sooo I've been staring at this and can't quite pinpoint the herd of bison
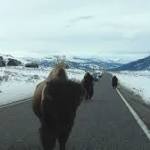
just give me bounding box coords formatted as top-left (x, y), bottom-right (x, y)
top-left (32, 66), bottom-right (118, 150)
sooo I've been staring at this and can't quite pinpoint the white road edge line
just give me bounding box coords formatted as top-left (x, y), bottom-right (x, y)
top-left (116, 88), bottom-right (150, 141)
top-left (0, 98), bottom-right (32, 109)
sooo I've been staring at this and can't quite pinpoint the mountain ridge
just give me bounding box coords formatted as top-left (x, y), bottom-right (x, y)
top-left (1, 53), bottom-right (150, 71)
top-left (112, 55), bottom-right (150, 71)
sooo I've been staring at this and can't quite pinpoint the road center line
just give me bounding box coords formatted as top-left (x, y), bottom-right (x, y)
top-left (117, 89), bottom-right (150, 141)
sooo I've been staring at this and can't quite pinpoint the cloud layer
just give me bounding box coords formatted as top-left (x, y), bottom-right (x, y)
top-left (0, 0), bottom-right (150, 57)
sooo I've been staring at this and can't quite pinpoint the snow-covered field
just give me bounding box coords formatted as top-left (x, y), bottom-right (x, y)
top-left (111, 71), bottom-right (150, 105)
top-left (1, 66), bottom-right (149, 106)
top-left (0, 67), bottom-right (85, 106)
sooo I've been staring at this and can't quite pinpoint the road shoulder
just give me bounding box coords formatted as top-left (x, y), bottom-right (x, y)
top-left (118, 84), bottom-right (150, 129)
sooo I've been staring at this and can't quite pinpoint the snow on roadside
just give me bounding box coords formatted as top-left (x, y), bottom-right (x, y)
top-left (0, 81), bottom-right (38, 105)
top-left (67, 69), bottom-right (85, 81)
top-left (0, 67), bottom-right (85, 106)
top-left (111, 71), bottom-right (150, 105)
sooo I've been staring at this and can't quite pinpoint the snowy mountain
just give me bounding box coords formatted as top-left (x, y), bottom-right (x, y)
top-left (112, 55), bottom-right (150, 71)
top-left (3, 53), bottom-right (150, 71)
top-left (0, 54), bottom-right (123, 70)
top-left (21, 56), bottom-right (122, 70)
top-left (65, 57), bottom-right (122, 70)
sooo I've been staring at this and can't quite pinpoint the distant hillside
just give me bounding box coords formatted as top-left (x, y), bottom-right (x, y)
top-left (112, 55), bottom-right (150, 71)
top-left (31, 56), bottom-right (122, 70)
top-left (0, 54), bottom-right (22, 67)
top-left (65, 57), bottom-right (122, 70)
top-left (0, 54), bottom-right (123, 70)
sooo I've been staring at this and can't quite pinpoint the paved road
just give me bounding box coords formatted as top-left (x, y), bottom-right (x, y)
top-left (0, 73), bottom-right (150, 150)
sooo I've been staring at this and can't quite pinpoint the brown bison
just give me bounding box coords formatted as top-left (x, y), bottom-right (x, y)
top-left (32, 66), bottom-right (85, 150)
top-left (112, 75), bottom-right (118, 89)
top-left (81, 72), bottom-right (94, 100)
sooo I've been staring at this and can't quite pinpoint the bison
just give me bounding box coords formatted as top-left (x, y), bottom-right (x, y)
top-left (112, 75), bottom-right (118, 89)
top-left (81, 72), bottom-right (94, 100)
top-left (32, 66), bottom-right (85, 150)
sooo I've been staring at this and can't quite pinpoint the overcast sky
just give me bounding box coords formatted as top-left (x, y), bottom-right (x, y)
top-left (0, 0), bottom-right (150, 57)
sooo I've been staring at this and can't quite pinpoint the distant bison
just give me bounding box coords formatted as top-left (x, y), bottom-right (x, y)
top-left (82, 72), bottom-right (94, 100)
top-left (32, 66), bottom-right (85, 150)
top-left (112, 75), bottom-right (118, 89)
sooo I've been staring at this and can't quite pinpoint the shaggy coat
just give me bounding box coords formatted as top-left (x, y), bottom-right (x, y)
top-left (32, 67), bottom-right (84, 150)
top-left (112, 76), bottom-right (118, 89)
top-left (82, 72), bottom-right (94, 100)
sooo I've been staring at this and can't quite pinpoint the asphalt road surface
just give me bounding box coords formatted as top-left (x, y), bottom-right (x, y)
top-left (0, 73), bottom-right (150, 150)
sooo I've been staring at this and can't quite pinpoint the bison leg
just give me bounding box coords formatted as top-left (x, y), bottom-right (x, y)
top-left (58, 132), bottom-right (69, 150)
top-left (85, 92), bottom-right (89, 100)
top-left (58, 135), bottom-right (68, 150)
top-left (59, 141), bottom-right (65, 150)
top-left (89, 86), bottom-right (94, 99)
top-left (39, 127), bottom-right (56, 150)
top-left (85, 88), bottom-right (90, 100)
top-left (58, 123), bottom-right (73, 150)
